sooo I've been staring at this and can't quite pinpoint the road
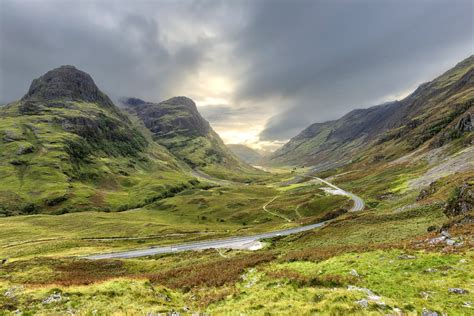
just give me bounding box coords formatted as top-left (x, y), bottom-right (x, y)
top-left (85, 175), bottom-right (363, 260)
top-left (303, 175), bottom-right (365, 212)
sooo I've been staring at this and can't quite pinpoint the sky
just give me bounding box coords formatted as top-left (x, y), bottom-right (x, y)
top-left (1, 0), bottom-right (472, 151)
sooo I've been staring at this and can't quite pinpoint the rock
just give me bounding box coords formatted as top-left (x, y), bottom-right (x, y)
top-left (424, 268), bottom-right (437, 273)
top-left (348, 285), bottom-right (380, 300)
top-left (22, 65), bottom-right (115, 109)
top-left (1, 258), bottom-right (7, 265)
top-left (445, 239), bottom-right (456, 246)
top-left (449, 288), bottom-right (468, 294)
top-left (459, 259), bottom-right (467, 264)
top-left (16, 144), bottom-right (34, 155)
top-left (182, 306), bottom-right (190, 312)
top-left (356, 299), bottom-right (369, 308)
top-left (456, 113), bottom-right (472, 132)
top-left (462, 301), bottom-right (473, 308)
top-left (42, 292), bottom-right (63, 304)
top-left (444, 183), bottom-right (474, 217)
top-left (440, 231), bottom-right (451, 238)
top-left (420, 291), bottom-right (431, 299)
top-left (417, 182), bottom-right (438, 201)
top-left (421, 308), bottom-right (439, 316)
top-left (4, 290), bottom-right (15, 298)
top-left (428, 236), bottom-right (446, 244)
top-left (349, 269), bottom-right (360, 277)
top-left (398, 254), bottom-right (416, 260)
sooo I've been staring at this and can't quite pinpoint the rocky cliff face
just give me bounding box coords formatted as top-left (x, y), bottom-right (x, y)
top-left (122, 96), bottom-right (262, 181)
top-left (122, 96), bottom-right (210, 138)
top-left (22, 65), bottom-right (115, 108)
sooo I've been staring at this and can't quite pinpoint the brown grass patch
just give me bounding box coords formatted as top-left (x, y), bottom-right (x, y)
top-left (267, 269), bottom-right (358, 287)
top-left (147, 252), bottom-right (275, 291)
top-left (52, 259), bottom-right (128, 286)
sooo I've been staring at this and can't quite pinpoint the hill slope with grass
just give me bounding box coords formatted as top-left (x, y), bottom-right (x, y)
top-left (0, 66), bottom-right (195, 215)
top-left (122, 97), bottom-right (265, 182)
top-left (268, 55), bottom-right (473, 170)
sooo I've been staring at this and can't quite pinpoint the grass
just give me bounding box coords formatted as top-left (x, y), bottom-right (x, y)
top-left (0, 99), bottom-right (198, 215)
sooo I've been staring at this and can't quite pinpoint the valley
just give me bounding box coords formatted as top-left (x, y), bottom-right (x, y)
top-left (0, 56), bottom-right (472, 315)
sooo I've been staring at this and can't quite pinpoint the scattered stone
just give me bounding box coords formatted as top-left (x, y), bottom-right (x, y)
top-left (356, 299), bottom-right (369, 308)
top-left (446, 239), bottom-right (456, 246)
top-left (42, 292), bottom-right (63, 304)
top-left (440, 231), bottom-right (452, 238)
top-left (462, 301), bottom-right (473, 308)
top-left (460, 259), bottom-right (467, 264)
top-left (1, 258), bottom-right (7, 265)
top-left (182, 306), bottom-right (190, 312)
top-left (449, 288), bottom-right (468, 294)
top-left (417, 182), bottom-right (438, 201)
top-left (4, 290), bottom-right (15, 299)
top-left (398, 254), bottom-right (416, 260)
top-left (16, 144), bottom-right (34, 155)
top-left (428, 236), bottom-right (446, 244)
top-left (420, 291), bottom-right (431, 299)
top-left (424, 268), bottom-right (437, 273)
top-left (349, 269), bottom-right (360, 277)
top-left (348, 285), bottom-right (376, 296)
top-left (421, 308), bottom-right (439, 316)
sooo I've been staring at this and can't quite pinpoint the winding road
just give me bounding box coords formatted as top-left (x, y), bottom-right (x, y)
top-left (85, 175), bottom-right (363, 260)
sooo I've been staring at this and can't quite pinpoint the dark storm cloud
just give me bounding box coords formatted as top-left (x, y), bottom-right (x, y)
top-left (0, 0), bottom-right (212, 103)
top-left (231, 0), bottom-right (473, 140)
top-left (1, 0), bottom-right (472, 144)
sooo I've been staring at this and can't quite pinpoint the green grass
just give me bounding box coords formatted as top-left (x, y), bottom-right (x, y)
top-left (0, 99), bottom-right (198, 215)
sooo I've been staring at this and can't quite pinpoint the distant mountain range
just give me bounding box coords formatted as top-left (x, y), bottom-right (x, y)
top-left (267, 55), bottom-right (473, 170)
top-left (226, 144), bottom-right (265, 165)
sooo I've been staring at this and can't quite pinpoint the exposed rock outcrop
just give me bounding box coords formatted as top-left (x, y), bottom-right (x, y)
top-left (456, 113), bottom-right (472, 132)
top-left (444, 182), bottom-right (474, 217)
top-left (22, 65), bottom-right (115, 108)
top-left (122, 96), bottom-right (210, 138)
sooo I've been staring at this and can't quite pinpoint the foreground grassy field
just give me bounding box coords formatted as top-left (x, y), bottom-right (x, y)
top-left (0, 163), bottom-right (472, 315)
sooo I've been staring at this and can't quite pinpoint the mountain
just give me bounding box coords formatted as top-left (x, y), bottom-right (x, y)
top-left (227, 144), bottom-right (263, 165)
top-left (0, 66), bottom-right (194, 215)
top-left (268, 55), bottom-right (474, 170)
top-left (122, 97), bottom-right (264, 181)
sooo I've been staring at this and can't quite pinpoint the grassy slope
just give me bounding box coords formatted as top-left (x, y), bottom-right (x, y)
top-left (0, 99), bottom-right (194, 215)
top-left (0, 154), bottom-right (472, 314)
top-left (268, 55), bottom-right (473, 169)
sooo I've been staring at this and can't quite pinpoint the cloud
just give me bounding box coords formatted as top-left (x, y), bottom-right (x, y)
top-left (0, 0), bottom-right (216, 103)
top-left (1, 0), bottom-right (472, 146)
top-left (229, 0), bottom-right (473, 140)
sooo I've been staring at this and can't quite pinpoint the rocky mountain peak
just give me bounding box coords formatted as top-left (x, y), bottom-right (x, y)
top-left (162, 96), bottom-right (198, 110)
top-left (22, 65), bottom-right (114, 107)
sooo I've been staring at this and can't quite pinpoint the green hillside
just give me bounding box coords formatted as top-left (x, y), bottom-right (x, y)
top-left (0, 66), bottom-right (194, 215)
top-left (268, 55), bottom-right (473, 170)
